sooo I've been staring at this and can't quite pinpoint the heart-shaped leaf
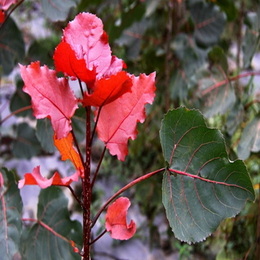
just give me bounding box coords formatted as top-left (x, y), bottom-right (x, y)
top-left (160, 107), bottom-right (255, 243)
top-left (0, 168), bottom-right (23, 260)
top-left (23, 186), bottom-right (82, 259)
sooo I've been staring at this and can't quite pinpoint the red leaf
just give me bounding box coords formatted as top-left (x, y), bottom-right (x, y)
top-left (0, 10), bottom-right (5, 23)
top-left (105, 197), bottom-right (136, 240)
top-left (0, 0), bottom-right (18, 10)
top-left (70, 240), bottom-right (79, 254)
top-left (18, 166), bottom-right (80, 189)
top-left (81, 71), bottom-right (132, 107)
top-left (61, 12), bottom-right (112, 82)
top-left (20, 61), bottom-right (78, 139)
top-left (103, 55), bottom-right (127, 78)
top-left (95, 72), bottom-right (156, 161)
top-left (54, 42), bottom-right (96, 85)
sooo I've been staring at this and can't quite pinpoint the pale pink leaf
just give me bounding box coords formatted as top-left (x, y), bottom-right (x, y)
top-left (20, 61), bottom-right (78, 139)
top-left (62, 12), bottom-right (112, 81)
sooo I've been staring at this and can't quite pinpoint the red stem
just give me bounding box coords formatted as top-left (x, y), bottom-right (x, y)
top-left (0, 105), bottom-right (32, 125)
top-left (83, 105), bottom-right (92, 259)
top-left (89, 229), bottom-right (107, 245)
top-left (91, 146), bottom-right (106, 189)
top-left (91, 167), bottom-right (165, 228)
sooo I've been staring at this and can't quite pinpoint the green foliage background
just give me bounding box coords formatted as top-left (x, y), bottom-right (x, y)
top-left (1, 0), bottom-right (260, 259)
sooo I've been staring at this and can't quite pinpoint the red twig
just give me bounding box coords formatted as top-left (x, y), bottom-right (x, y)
top-left (0, 105), bottom-right (32, 125)
top-left (91, 168), bottom-right (165, 228)
top-left (91, 146), bottom-right (106, 189)
top-left (89, 229), bottom-right (107, 245)
top-left (202, 71), bottom-right (260, 96)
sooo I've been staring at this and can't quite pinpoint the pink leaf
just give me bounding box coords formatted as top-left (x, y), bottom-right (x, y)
top-left (95, 72), bottom-right (156, 161)
top-left (20, 61), bottom-right (78, 139)
top-left (81, 71), bottom-right (132, 107)
top-left (105, 197), bottom-right (136, 240)
top-left (18, 166), bottom-right (80, 189)
top-left (0, 0), bottom-right (17, 10)
top-left (61, 12), bottom-right (112, 81)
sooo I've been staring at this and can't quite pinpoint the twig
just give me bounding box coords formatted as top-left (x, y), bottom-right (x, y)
top-left (91, 168), bottom-right (165, 228)
top-left (202, 71), bottom-right (260, 96)
top-left (0, 0), bottom-right (24, 30)
top-left (0, 105), bottom-right (32, 125)
top-left (67, 185), bottom-right (86, 212)
top-left (89, 229), bottom-right (107, 245)
top-left (91, 146), bottom-right (106, 189)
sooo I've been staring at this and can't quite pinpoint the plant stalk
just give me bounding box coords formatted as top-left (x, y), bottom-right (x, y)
top-left (83, 105), bottom-right (92, 259)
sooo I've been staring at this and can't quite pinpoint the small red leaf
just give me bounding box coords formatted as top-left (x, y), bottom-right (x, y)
top-left (105, 197), bottom-right (136, 240)
top-left (62, 12), bottom-right (112, 81)
top-left (20, 61), bottom-right (78, 139)
top-left (54, 42), bottom-right (96, 85)
top-left (70, 240), bottom-right (79, 254)
top-left (81, 71), bottom-right (132, 107)
top-left (18, 166), bottom-right (80, 189)
top-left (96, 72), bottom-right (156, 161)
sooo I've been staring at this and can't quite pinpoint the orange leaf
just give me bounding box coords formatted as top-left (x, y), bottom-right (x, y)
top-left (54, 132), bottom-right (84, 173)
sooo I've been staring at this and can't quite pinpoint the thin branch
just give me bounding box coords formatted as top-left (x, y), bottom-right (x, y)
top-left (91, 168), bottom-right (165, 228)
top-left (89, 229), bottom-right (107, 245)
top-left (0, 0), bottom-right (24, 30)
top-left (67, 185), bottom-right (86, 212)
top-left (0, 105), bottom-right (32, 125)
top-left (91, 146), bottom-right (106, 189)
top-left (77, 77), bottom-right (85, 98)
top-left (165, 0), bottom-right (173, 111)
top-left (90, 106), bottom-right (102, 147)
top-left (244, 99), bottom-right (260, 110)
top-left (202, 71), bottom-right (260, 96)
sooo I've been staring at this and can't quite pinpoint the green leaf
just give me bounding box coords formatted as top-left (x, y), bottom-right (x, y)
top-left (242, 6), bottom-right (260, 68)
top-left (195, 49), bottom-right (235, 117)
top-left (27, 37), bottom-right (60, 67)
top-left (237, 114), bottom-right (260, 160)
top-left (108, 2), bottom-right (146, 42)
top-left (213, 0), bottom-right (237, 21)
top-left (36, 118), bottom-right (55, 154)
top-left (226, 100), bottom-right (244, 136)
top-left (0, 168), bottom-right (23, 260)
top-left (23, 186), bottom-right (82, 260)
top-left (40, 0), bottom-right (80, 22)
top-left (190, 2), bottom-right (226, 47)
top-left (10, 77), bottom-right (33, 118)
top-left (160, 107), bottom-right (255, 243)
top-left (0, 17), bottom-right (25, 75)
top-left (13, 122), bottom-right (41, 159)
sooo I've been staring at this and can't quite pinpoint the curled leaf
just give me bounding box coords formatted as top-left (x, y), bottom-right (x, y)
top-left (0, 0), bottom-right (18, 10)
top-left (105, 197), bottom-right (136, 240)
top-left (18, 166), bottom-right (80, 189)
